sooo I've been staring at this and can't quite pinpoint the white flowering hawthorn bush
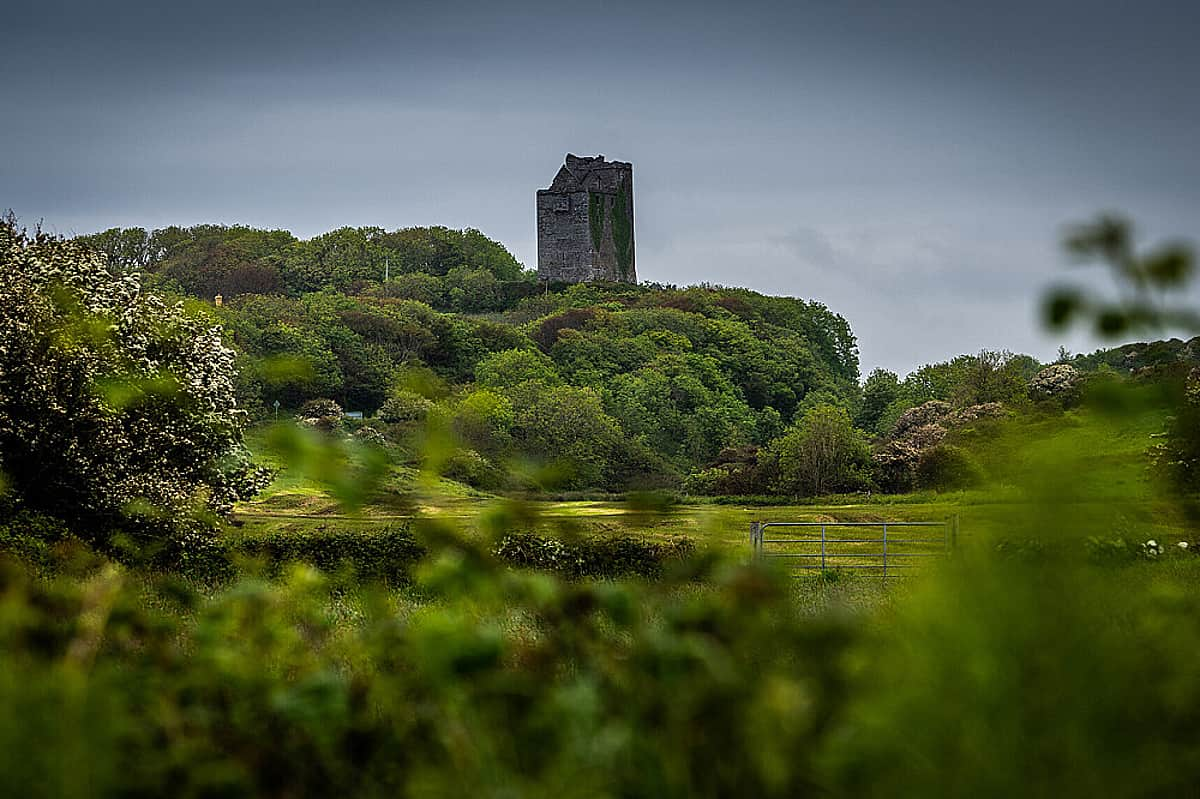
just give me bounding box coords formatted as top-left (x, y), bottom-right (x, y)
top-left (0, 218), bottom-right (268, 558)
top-left (1029, 363), bottom-right (1083, 406)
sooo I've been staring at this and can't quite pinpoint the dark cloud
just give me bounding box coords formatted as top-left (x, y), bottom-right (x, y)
top-left (3, 0), bottom-right (1199, 374)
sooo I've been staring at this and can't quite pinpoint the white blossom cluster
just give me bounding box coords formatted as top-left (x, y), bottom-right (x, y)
top-left (1029, 364), bottom-right (1082, 401)
top-left (872, 400), bottom-right (1006, 489)
top-left (0, 221), bottom-right (269, 546)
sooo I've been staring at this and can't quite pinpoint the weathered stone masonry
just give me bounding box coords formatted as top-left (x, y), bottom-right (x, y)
top-left (537, 154), bottom-right (635, 283)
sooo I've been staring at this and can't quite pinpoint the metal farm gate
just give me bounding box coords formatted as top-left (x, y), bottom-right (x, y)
top-left (749, 518), bottom-right (959, 577)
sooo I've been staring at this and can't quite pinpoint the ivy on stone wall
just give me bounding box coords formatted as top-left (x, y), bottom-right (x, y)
top-left (588, 192), bottom-right (606, 254)
top-left (612, 177), bottom-right (633, 280)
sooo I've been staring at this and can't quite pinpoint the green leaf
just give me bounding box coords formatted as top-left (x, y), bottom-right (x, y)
top-left (1142, 245), bottom-right (1194, 288)
top-left (1043, 289), bottom-right (1084, 329)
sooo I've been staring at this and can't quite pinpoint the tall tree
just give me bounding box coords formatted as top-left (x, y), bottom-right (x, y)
top-left (856, 368), bottom-right (901, 433)
top-left (773, 404), bottom-right (870, 496)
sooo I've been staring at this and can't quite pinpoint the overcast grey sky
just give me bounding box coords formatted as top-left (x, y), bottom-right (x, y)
top-left (3, 0), bottom-right (1198, 375)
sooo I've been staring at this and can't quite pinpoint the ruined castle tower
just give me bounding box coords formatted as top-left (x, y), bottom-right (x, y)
top-left (537, 154), bottom-right (635, 283)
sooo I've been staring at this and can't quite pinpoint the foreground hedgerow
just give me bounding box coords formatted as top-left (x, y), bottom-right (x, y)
top-left (0, 545), bottom-right (851, 799)
top-left (1, 510), bottom-right (695, 587)
top-left (4, 528), bottom-right (1200, 798)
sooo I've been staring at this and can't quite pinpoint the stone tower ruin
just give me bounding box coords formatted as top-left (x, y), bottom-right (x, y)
top-left (537, 154), bottom-right (635, 283)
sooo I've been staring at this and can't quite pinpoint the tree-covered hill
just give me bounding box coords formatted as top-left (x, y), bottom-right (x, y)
top-left (56, 218), bottom-right (1200, 502)
top-left (74, 224), bottom-right (861, 491)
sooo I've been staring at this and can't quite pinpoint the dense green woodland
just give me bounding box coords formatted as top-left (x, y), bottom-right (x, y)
top-left (69, 223), bottom-right (1200, 497)
top-left (76, 223), bottom-right (860, 491)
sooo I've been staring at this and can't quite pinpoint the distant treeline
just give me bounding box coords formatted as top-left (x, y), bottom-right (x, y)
top-left (76, 224), bottom-right (531, 309)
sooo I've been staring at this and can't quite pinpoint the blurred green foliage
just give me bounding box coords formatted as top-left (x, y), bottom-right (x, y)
top-left (1045, 214), bottom-right (1199, 337)
top-left (1044, 214), bottom-right (1200, 509)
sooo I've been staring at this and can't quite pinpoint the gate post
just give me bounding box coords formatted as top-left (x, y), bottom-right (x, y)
top-left (749, 521), bottom-right (762, 562)
top-left (882, 522), bottom-right (888, 578)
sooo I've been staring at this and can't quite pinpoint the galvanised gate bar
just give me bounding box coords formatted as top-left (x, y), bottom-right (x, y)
top-left (749, 518), bottom-right (958, 577)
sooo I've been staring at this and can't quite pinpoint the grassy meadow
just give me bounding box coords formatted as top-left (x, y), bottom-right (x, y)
top-left (236, 384), bottom-right (1188, 555)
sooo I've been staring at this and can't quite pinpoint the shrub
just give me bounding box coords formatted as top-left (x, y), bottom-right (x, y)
top-left (353, 426), bottom-right (389, 447)
top-left (378, 390), bottom-right (434, 424)
top-left (0, 219), bottom-right (267, 556)
top-left (506, 383), bottom-right (625, 490)
top-left (494, 532), bottom-right (695, 579)
top-left (683, 446), bottom-right (777, 496)
top-left (943, 402), bottom-right (1007, 428)
top-left (682, 467), bottom-right (730, 496)
top-left (1152, 366), bottom-right (1200, 496)
top-left (381, 271), bottom-right (444, 305)
top-left (530, 307), bottom-right (601, 352)
top-left (296, 398), bottom-right (345, 434)
top-left (233, 525), bottom-right (424, 586)
top-left (452, 389), bottom-right (514, 452)
top-left (915, 444), bottom-right (984, 491)
top-left (298, 397), bottom-right (343, 419)
top-left (6, 513), bottom-right (1200, 796)
top-left (873, 423), bottom-right (948, 493)
top-left (771, 404), bottom-right (870, 496)
top-left (474, 348), bottom-right (560, 389)
top-left (1030, 363), bottom-right (1083, 407)
top-left (443, 449), bottom-right (504, 489)
top-left (891, 400), bottom-right (952, 438)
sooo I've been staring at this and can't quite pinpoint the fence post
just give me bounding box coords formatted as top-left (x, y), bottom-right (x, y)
top-left (882, 522), bottom-right (888, 578)
top-left (749, 522), bottom-right (761, 562)
top-left (952, 514), bottom-right (960, 551)
top-left (820, 524), bottom-right (827, 570)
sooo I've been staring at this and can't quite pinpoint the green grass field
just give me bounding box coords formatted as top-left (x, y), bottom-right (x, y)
top-left (236, 388), bottom-right (1188, 558)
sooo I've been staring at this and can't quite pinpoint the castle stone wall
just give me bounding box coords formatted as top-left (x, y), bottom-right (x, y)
top-left (537, 154), bottom-right (635, 283)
